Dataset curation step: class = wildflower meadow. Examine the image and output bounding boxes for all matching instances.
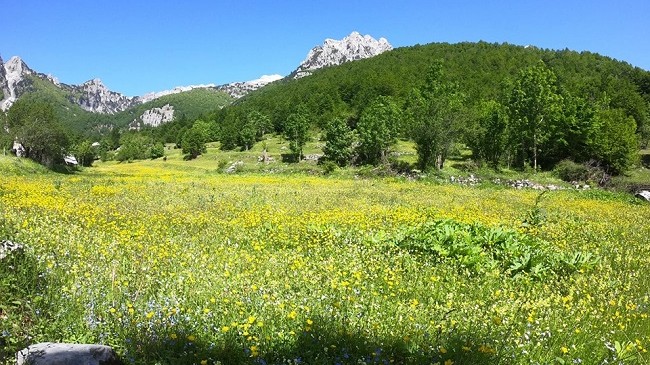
[1,157,649,364]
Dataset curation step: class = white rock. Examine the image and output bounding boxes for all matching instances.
[292,31,393,78]
[16,342,122,365]
[636,190,650,202]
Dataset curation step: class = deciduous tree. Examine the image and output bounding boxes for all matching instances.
[357,96,401,165]
[507,62,563,171]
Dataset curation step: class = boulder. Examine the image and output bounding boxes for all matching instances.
[16,343,123,365]
[0,240,24,260]
[635,190,650,202]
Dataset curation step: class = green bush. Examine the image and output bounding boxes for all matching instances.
[553,159,591,182]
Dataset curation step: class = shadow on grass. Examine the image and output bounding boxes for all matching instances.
[118,314,501,365]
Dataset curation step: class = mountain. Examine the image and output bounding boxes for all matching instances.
[1,31,394,132]
[0,56,138,114]
[0,56,35,111]
[69,78,138,114]
[215,74,283,98]
[290,31,392,79]
[136,74,283,103]
[219,41,650,136]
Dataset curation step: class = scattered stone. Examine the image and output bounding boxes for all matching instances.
[16,343,123,365]
[635,190,650,202]
[0,240,24,260]
[225,161,244,173]
[450,174,480,186]
[303,154,322,161]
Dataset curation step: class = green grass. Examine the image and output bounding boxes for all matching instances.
[1,152,649,364]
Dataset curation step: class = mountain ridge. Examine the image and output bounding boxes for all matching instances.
[0,31,392,117]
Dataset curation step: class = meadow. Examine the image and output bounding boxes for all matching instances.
[1,152,650,365]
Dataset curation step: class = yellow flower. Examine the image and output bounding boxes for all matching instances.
[109,307,116,314]
[221,326,230,333]
[248,316,256,324]
[560,346,569,354]
[187,334,196,342]
[250,345,259,357]
[145,311,154,319]
[287,310,297,320]
[440,347,447,354]
[200,360,208,365]
[445,360,454,365]
[306,318,314,325]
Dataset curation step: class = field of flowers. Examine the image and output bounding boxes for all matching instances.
[1,156,650,364]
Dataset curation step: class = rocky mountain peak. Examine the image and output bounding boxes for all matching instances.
[291,31,393,79]
[1,56,34,111]
[72,78,137,114]
[82,78,105,88]
[4,56,33,76]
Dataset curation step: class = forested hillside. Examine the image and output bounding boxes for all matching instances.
[208,41,649,173]
[223,41,649,128]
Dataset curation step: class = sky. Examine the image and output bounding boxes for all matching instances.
[2,0,649,97]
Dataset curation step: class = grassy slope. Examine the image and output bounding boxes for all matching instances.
[110,88,233,128]
[15,78,233,133]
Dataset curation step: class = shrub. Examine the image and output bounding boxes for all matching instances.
[553,159,592,182]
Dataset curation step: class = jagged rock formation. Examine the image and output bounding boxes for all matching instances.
[0,56,35,111]
[129,104,175,130]
[69,78,138,114]
[291,31,392,78]
[0,56,137,114]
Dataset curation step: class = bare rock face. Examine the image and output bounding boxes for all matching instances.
[69,78,138,114]
[291,31,393,79]
[129,104,175,130]
[16,343,123,365]
[0,56,34,111]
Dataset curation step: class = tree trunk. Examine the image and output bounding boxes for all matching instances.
[533,132,538,172]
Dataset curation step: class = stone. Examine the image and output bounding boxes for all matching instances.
[635,190,650,202]
[0,240,24,260]
[226,161,244,173]
[16,343,123,365]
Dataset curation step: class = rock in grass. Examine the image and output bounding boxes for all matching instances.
[0,240,24,260]
[16,343,123,365]
[635,190,650,202]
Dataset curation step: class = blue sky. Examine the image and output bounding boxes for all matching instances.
[3,0,649,97]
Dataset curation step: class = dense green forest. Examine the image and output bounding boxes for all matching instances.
[2,41,649,175]
[207,41,649,173]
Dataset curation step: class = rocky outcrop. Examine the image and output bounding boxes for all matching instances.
[69,78,138,114]
[16,343,123,365]
[0,56,35,111]
[129,104,175,130]
[291,31,393,79]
